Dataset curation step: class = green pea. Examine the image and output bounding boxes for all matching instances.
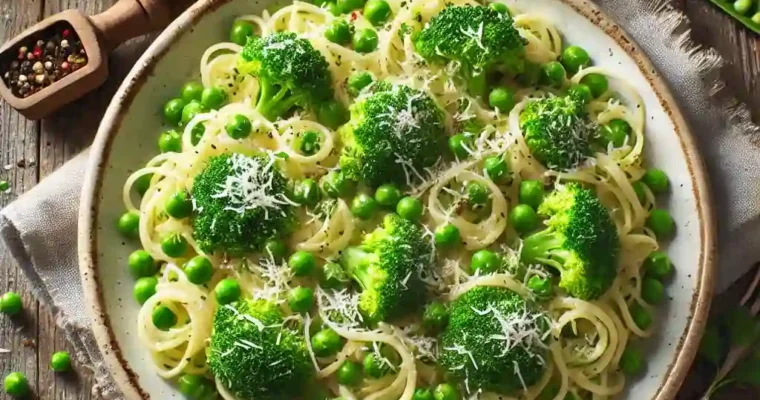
[540,61,566,87]
[734,0,753,14]
[50,351,71,372]
[510,204,538,234]
[179,375,214,399]
[488,2,510,14]
[0,292,22,315]
[152,305,177,330]
[413,388,435,400]
[351,193,377,220]
[191,123,206,145]
[321,170,355,198]
[519,179,544,209]
[295,179,321,206]
[433,383,460,400]
[163,98,186,125]
[353,28,378,53]
[471,250,501,274]
[483,156,510,183]
[117,211,140,239]
[134,277,158,304]
[601,119,631,148]
[629,302,653,330]
[527,275,553,297]
[215,278,241,305]
[641,277,664,305]
[158,129,182,153]
[338,0,365,13]
[632,181,647,204]
[322,1,341,16]
[422,301,449,333]
[161,234,188,258]
[537,381,560,400]
[312,328,344,356]
[561,45,591,74]
[646,209,675,238]
[201,86,227,109]
[448,133,472,159]
[348,71,373,96]
[325,19,352,44]
[3,372,28,397]
[128,250,157,278]
[299,131,322,156]
[166,191,192,219]
[753,12,760,25]
[320,262,350,289]
[488,87,516,112]
[396,197,424,221]
[0,180,8,192]
[434,224,460,248]
[619,345,645,375]
[516,61,541,86]
[225,114,252,139]
[644,251,672,280]
[466,181,489,207]
[181,82,204,103]
[568,84,592,104]
[363,353,390,378]
[375,183,402,207]
[265,238,288,260]
[181,101,205,126]
[288,286,314,313]
[580,73,608,98]
[642,168,669,194]
[317,99,348,129]
[289,251,317,276]
[336,361,363,386]
[230,20,256,46]
[364,0,392,25]
[184,256,213,285]
[135,174,153,196]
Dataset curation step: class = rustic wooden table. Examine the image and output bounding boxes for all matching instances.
[0,0,757,399]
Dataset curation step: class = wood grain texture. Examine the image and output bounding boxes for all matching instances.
[0,0,756,399]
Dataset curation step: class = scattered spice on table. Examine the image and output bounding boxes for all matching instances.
[1,24,88,98]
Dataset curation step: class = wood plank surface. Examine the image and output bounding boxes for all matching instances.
[0,0,757,399]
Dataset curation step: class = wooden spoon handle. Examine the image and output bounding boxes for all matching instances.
[90,0,192,51]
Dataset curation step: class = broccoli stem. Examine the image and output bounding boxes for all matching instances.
[521,230,567,270]
[256,79,301,120]
[340,247,374,290]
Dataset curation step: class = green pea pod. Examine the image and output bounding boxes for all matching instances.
[728,355,760,387]
[698,321,723,366]
[708,0,760,34]
[725,307,760,347]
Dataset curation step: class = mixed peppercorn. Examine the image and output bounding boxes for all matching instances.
[1,23,88,98]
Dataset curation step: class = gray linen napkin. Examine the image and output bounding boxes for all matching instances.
[0,1,757,398]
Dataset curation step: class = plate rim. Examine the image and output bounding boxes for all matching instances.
[77,0,717,398]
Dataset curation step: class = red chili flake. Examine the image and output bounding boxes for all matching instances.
[32,46,42,57]
[351,12,358,21]
[17,53,24,60]
[62,29,70,38]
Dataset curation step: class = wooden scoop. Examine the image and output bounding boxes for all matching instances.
[0,0,193,120]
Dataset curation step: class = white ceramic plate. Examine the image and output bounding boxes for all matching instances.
[78,0,716,398]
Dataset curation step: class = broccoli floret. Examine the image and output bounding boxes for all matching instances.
[520,183,620,300]
[519,93,597,171]
[414,5,526,96]
[238,32,333,121]
[339,213,431,323]
[440,286,550,395]
[191,153,297,255]
[338,82,446,186]
[208,299,313,400]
